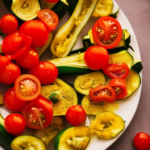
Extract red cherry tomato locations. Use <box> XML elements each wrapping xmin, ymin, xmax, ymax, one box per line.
<box><xmin>89</xmin><ymin>84</ymin><xmax>116</xmax><ymax>103</ymax></box>
<box><xmin>21</xmin><ymin>95</ymin><xmax>53</xmax><ymax>129</ymax></box>
<box><xmin>0</xmin><ymin>14</ymin><xmax>18</xmax><ymax>34</ymax></box>
<box><xmin>4</xmin><ymin>87</ymin><xmax>28</xmax><ymax>112</ymax></box>
<box><xmin>109</xmin><ymin>78</ymin><xmax>127</xmax><ymax>100</ymax></box>
<box><xmin>2</xmin><ymin>31</ymin><xmax>32</xmax><ymax>55</ymax></box>
<box><xmin>29</xmin><ymin>61</ymin><xmax>58</xmax><ymax>85</ymax></box>
<box><xmin>14</xmin><ymin>74</ymin><xmax>41</xmax><ymax>101</ymax></box>
<box><xmin>4</xmin><ymin>113</ymin><xmax>26</xmax><ymax>136</ymax></box>
<box><xmin>102</xmin><ymin>62</ymin><xmax>129</xmax><ymax>79</ymax></box>
<box><xmin>92</xmin><ymin>16</ymin><xmax>123</xmax><ymax>49</ymax></box>
<box><xmin>19</xmin><ymin>20</ymin><xmax>49</xmax><ymax>47</ymax></box>
<box><xmin>46</xmin><ymin>0</ymin><xmax>59</xmax><ymax>2</ymax></box>
<box><xmin>66</xmin><ymin>105</ymin><xmax>86</xmax><ymax>126</ymax></box>
<box><xmin>37</xmin><ymin>9</ymin><xmax>59</xmax><ymax>31</ymax></box>
<box><xmin>16</xmin><ymin>47</ymin><xmax>39</xmax><ymax>69</ymax></box>
<box><xmin>0</xmin><ymin>55</ymin><xmax>21</xmax><ymax>84</ymax></box>
<box><xmin>84</xmin><ymin>45</ymin><xmax>109</xmax><ymax>70</ymax></box>
<box><xmin>133</xmin><ymin>132</ymin><xmax>150</xmax><ymax>150</ymax></box>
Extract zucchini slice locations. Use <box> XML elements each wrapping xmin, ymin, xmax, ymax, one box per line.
<box><xmin>49</xmin><ymin>50</ymin><xmax>133</xmax><ymax>75</ymax></box>
<box><xmin>49</xmin><ymin>52</ymin><xmax>90</xmax><ymax>75</ymax></box>
<box><xmin>11</xmin><ymin>0</ymin><xmax>41</xmax><ymax>21</ymax></box>
<box><xmin>34</xmin><ymin>117</ymin><xmax>64</xmax><ymax>146</ymax></box>
<box><xmin>92</xmin><ymin>0</ymin><xmax>113</xmax><ymax>17</ymax></box>
<box><xmin>41</xmin><ymin>78</ymin><xmax>78</xmax><ymax>116</ymax></box>
<box><xmin>74</xmin><ymin>71</ymin><xmax>105</xmax><ymax>95</ymax></box>
<box><xmin>125</xmin><ymin>69</ymin><xmax>141</xmax><ymax>98</ymax></box>
<box><xmin>89</xmin><ymin>112</ymin><xmax>125</xmax><ymax>139</ymax></box>
<box><xmin>11</xmin><ymin>135</ymin><xmax>46</xmax><ymax>150</ymax></box>
<box><xmin>50</xmin><ymin>0</ymin><xmax>98</xmax><ymax>57</ymax></box>
<box><xmin>54</xmin><ymin>126</ymin><xmax>90</xmax><ymax>150</ymax></box>
<box><xmin>81</xmin><ymin>95</ymin><xmax>119</xmax><ymax>115</ymax></box>
<box><xmin>108</xmin><ymin>50</ymin><xmax>133</xmax><ymax>69</ymax></box>
<box><xmin>35</xmin><ymin>32</ymin><xmax>53</xmax><ymax>57</ymax></box>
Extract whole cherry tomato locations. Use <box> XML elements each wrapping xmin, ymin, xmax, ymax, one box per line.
<box><xmin>21</xmin><ymin>95</ymin><xmax>53</xmax><ymax>129</ymax></box>
<box><xmin>19</xmin><ymin>20</ymin><xmax>49</xmax><ymax>47</ymax></box>
<box><xmin>14</xmin><ymin>74</ymin><xmax>41</xmax><ymax>101</ymax></box>
<box><xmin>2</xmin><ymin>31</ymin><xmax>32</xmax><ymax>55</ymax></box>
<box><xmin>46</xmin><ymin>0</ymin><xmax>59</xmax><ymax>2</ymax></box>
<box><xmin>66</xmin><ymin>105</ymin><xmax>86</xmax><ymax>126</ymax></box>
<box><xmin>29</xmin><ymin>61</ymin><xmax>58</xmax><ymax>85</ymax></box>
<box><xmin>0</xmin><ymin>55</ymin><xmax>21</xmax><ymax>84</ymax></box>
<box><xmin>109</xmin><ymin>78</ymin><xmax>127</xmax><ymax>100</ymax></box>
<box><xmin>89</xmin><ymin>84</ymin><xmax>116</xmax><ymax>103</ymax></box>
<box><xmin>0</xmin><ymin>14</ymin><xmax>18</xmax><ymax>34</ymax></box>
<box><xmin>133</xmin><ymin>132</ymin><xmax>150</xmax><ymax>150</ymax></box>
<box><xmin>92</xmin><ymin>16</ymin><xmax>123</xmax><ymax>49</ymax></box>
<box><xmin>102</xmin><ymin>62</ymin><xmax>129</xmax><ymax>79</ymax></box>
<box><xmin>37</xmin><ymin>9</ymin><xmax>59</xmax><ymax>31</ymax></box>
<box><xmin>84</xmin><ymin>45</ymin><xmax>109</xmax><ymax>70</ymax></box>
<box><xmin>4</xmin><ymin>113</ymin><xmax>26</xmax><ymax>136</ymax></box>
<box><xmin>4</xmin><ymin>87</ymin><xmax>28</xmax><ymax>112</ymax></box>
<box><xmin>15</xmin><ymin>47</ymin><xmax>39</xmax><ymax>69</ymax></box>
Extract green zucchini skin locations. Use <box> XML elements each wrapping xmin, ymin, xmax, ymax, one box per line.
<box><xmin>52</xmin><ymin>0</ymin><xmax>69</xmax><ymax>19</ymax></box>
<box><xmin>132</xmin><ymin>61</ymin><xmax>143</xmax><ymax>73</ymax></box>
<box><xmin>0</xmin><ymin>124</ymin><xmax>14</xmax><ymax>150</ymax></box>
<box><xmin>58</xmin><ymin>66</ymin><xmax>91</xmax><ymax>76</ymax></box>
<box><xmin>54</xmin><ymin>128</ymin><xmax>67</xmax><ymax>150</ymax></box>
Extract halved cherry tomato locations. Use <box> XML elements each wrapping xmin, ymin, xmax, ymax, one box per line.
<box><xmin>29</xmin><ymin>61</ymin><xmax>58</xmax><ymax>85</ymax></box>
<box><xmin>66</xmin><ymin>105</ymin><xmax>86</xmax><ymax>126</ymax></box>
<box><xmin>4</xmin><ymin>113</ymin><xmax>26</xmax><ymax>136</ymax></box>
<box><xmin>109</xmin><ymin>78</ymin><xmax>127</xmax><ymax>100</ymax></box>
<box><xmin>84</xmin><ymin>45</ymin><xmax>109</xmax><ymax>70</ymax></box>
<box><xmin>19</xmin><ymin>20</ymin><xmax>49</xmax><ymax>47</ymax></box>
<box><xmin>0</xmin><ymin>14</ymin><xmax>18</xmax><ymax>34</ymax></box>
<box><xmin>37</xmin><ymin>9</ymin><xmax>59</xmax><ymax>31</ymax></box>
<box><xmin>15</xmin><ymin>47</ymin><xmax>39</xmax><ymax>69</ymax></box>
<box><xmin>89</xmin><ymin>84</ymin><xmax>116</xmax><ymax>103</ymax></box>
<box><xmin>102</xmin><ymin>62</ymin><xmax>129</xmax><ymax>79</ymax></box>
<box><xmin>14</xmin><ymin>74</ymin><xmax>41</xmax><ymax>101</ymax></box>
<box><xmin>2</xmin><ymin>31</ymin><xmax>32</xmax><ymax>55</ymax></box>
<box><xmin>92</xmin><ymin>16</ymin><xmax>123</xmax><ymax>49</ymax></box>
<box><xmin>133</xmin><ymin>132</ymin><xmax>150</xmax><ymax>150</ymax></box>
<box><xmin>46</xmin><ymin>0</ymin><xmax>59</xmax><ymax>2</ymax></box>
<box><xmin>0</xmin><ymin>55</ymin><xmax>21</xmax><ymax>84</ymax></box>
<box><xmin>4</xmin><ymin>87</ymin><xmax>28</xmax><ymax>112</ymax></box>
<box><xmin>21</xmin><ymin>95</ymin><xmax>53</xmax><ymax>129</ymax></box>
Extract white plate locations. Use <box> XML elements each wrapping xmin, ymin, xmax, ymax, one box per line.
<box><xmin>0</xmin><ymin>1</ymin><xmax>142</xmax><ymax>150</ymax></box>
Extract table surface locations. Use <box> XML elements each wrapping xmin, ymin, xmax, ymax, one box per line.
<box><xmin>0</xmin><ymin>0</ymin><xmax>149</xmax><ymax>150</ymax></box>
<box><xmin>108</xmin><ymin>0</ymin><xmax>150</xmax><ymax>150</ymax></box>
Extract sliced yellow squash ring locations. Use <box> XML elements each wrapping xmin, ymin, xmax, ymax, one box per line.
<box><xmin>89</xmin><ymin>112</ymin><xmax>125</xmax><ymax>139</ymax></box>
<box><xmin>74</xmin><ymin>71</ymin><xmax>105</xmax><ymax>95</ymax></box>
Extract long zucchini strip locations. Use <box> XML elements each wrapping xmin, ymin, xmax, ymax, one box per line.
<box><xmin>50</xmin><ymin>0</ymin><xmax>98</xmax><ymax>57</ymax></box>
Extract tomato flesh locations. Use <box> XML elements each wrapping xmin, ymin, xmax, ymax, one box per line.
<box><xmin>92</xmin><ymin>16</ymin><xmax>123</xmax><ymax>49</ymax></box>
<box><xmin>14</xmin><ymin>74</ymin><xmax>41</xmax><ymax>101</ymax></box>
<box><xmin>22</xmin><ymin>96</ymin><xmax>53</xmax><ymax>129</ymax></box>
<box><xmin>102</xmin><ymin>63</ymin><xmax>129</xmax><ymax>79</ymax></box>
<box><xmin>109</xmin><ymin>78</ymin><xmax>127</xmax><ymax>99</ymax></box>
<box><xmin>89</xmin><ymin>84</ymin><xmax>116</xmax><ymax>103</ymax></box>
<box><xmin>37</xmin><ymin>9</ymin><xmax>59</xmax><ymax>31</ymax></box>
